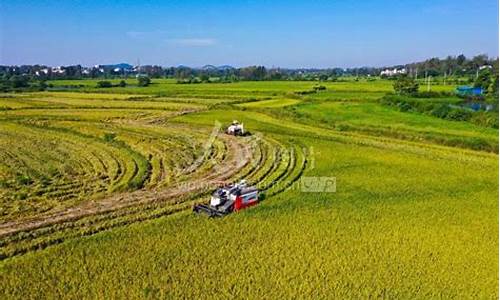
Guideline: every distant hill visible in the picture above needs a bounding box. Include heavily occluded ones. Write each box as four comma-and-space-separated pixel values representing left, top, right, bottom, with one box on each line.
218, 65, 235, 70
201, 65, 235, 71
201, 65, 218, 71
102, 63, 134, 70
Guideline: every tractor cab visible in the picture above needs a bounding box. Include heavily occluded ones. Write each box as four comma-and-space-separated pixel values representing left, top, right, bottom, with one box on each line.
210, 188, 233, 207
226, 120, 245, 136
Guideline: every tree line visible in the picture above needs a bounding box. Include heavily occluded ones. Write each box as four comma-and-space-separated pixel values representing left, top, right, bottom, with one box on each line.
405, 54, 499, 77
0, 54, 497, 90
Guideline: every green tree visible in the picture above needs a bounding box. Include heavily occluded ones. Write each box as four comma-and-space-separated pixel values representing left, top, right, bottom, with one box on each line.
457, 54, 466, 66
118, 80, 127, 87
200, 74, 210, 82
393, 75, 419, 95
96, 81, 112, 88
474, 69, 491, 93
137, 76, 151, 87
38, 80, 48, 91
318, 74, 328, 81
490, 75, 498, 98
471, 54, 488, 69
9, 75, 30, 88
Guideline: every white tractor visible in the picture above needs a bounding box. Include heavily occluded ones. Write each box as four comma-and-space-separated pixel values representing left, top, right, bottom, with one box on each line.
226, 120, 245, 136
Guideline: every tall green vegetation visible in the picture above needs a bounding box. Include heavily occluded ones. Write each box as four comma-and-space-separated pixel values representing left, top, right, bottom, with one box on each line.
474, 68, 492, 91
137, 76, 151, 87
380, 94, 499, 130
473, 67, 499, 97
96, 80, 113, 88
491, 75, 499, 98
0, 75, 47, 92
393, 75, 419, 95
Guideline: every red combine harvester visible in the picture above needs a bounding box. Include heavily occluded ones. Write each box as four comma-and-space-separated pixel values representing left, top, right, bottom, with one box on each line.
193, 180, 259, 217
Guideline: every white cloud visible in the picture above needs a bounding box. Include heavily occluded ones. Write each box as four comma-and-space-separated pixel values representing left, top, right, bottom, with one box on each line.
166, 38, 217, 47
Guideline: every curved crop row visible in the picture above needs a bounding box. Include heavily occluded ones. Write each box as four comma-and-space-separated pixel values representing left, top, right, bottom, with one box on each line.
0, 129, 309, 259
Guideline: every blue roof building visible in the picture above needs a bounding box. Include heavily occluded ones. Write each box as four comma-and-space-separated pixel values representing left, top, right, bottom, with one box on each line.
456, 86, 483, 96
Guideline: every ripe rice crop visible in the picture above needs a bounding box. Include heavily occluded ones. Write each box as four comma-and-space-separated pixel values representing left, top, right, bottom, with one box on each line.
0, 79, 497, 298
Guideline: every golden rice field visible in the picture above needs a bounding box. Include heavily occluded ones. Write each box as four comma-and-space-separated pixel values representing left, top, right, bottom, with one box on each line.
0, 79, 497, 298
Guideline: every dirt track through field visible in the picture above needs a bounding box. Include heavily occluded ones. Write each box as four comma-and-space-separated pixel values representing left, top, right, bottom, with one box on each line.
0, 134, 252, 237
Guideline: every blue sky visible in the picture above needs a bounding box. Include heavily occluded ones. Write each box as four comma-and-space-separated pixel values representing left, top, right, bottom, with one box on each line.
0, 0, 498, 67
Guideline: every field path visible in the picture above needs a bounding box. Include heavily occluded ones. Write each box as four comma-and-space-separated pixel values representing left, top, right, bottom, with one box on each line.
0, 134, 252, 237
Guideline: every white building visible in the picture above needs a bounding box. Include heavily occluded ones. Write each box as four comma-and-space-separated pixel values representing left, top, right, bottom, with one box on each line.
51, 66, 65, 74
380, 68, 406, 77
35, 68, 50, 76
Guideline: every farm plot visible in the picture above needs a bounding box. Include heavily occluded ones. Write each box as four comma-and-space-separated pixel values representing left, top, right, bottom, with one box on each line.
0, 132, 308, 258
237, 98, 301, 108
1, 107, 497, 299
0, 90, 312, 258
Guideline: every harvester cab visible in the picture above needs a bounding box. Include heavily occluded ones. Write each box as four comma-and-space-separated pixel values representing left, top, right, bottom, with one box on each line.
226, 120, 245, 136
193, 180, 259, 217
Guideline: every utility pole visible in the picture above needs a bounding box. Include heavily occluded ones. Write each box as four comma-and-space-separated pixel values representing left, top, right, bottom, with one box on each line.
427, 75, 431, 92
425, 70, 429, 91
136, 58, 141, 77
415, 67, 418, 80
